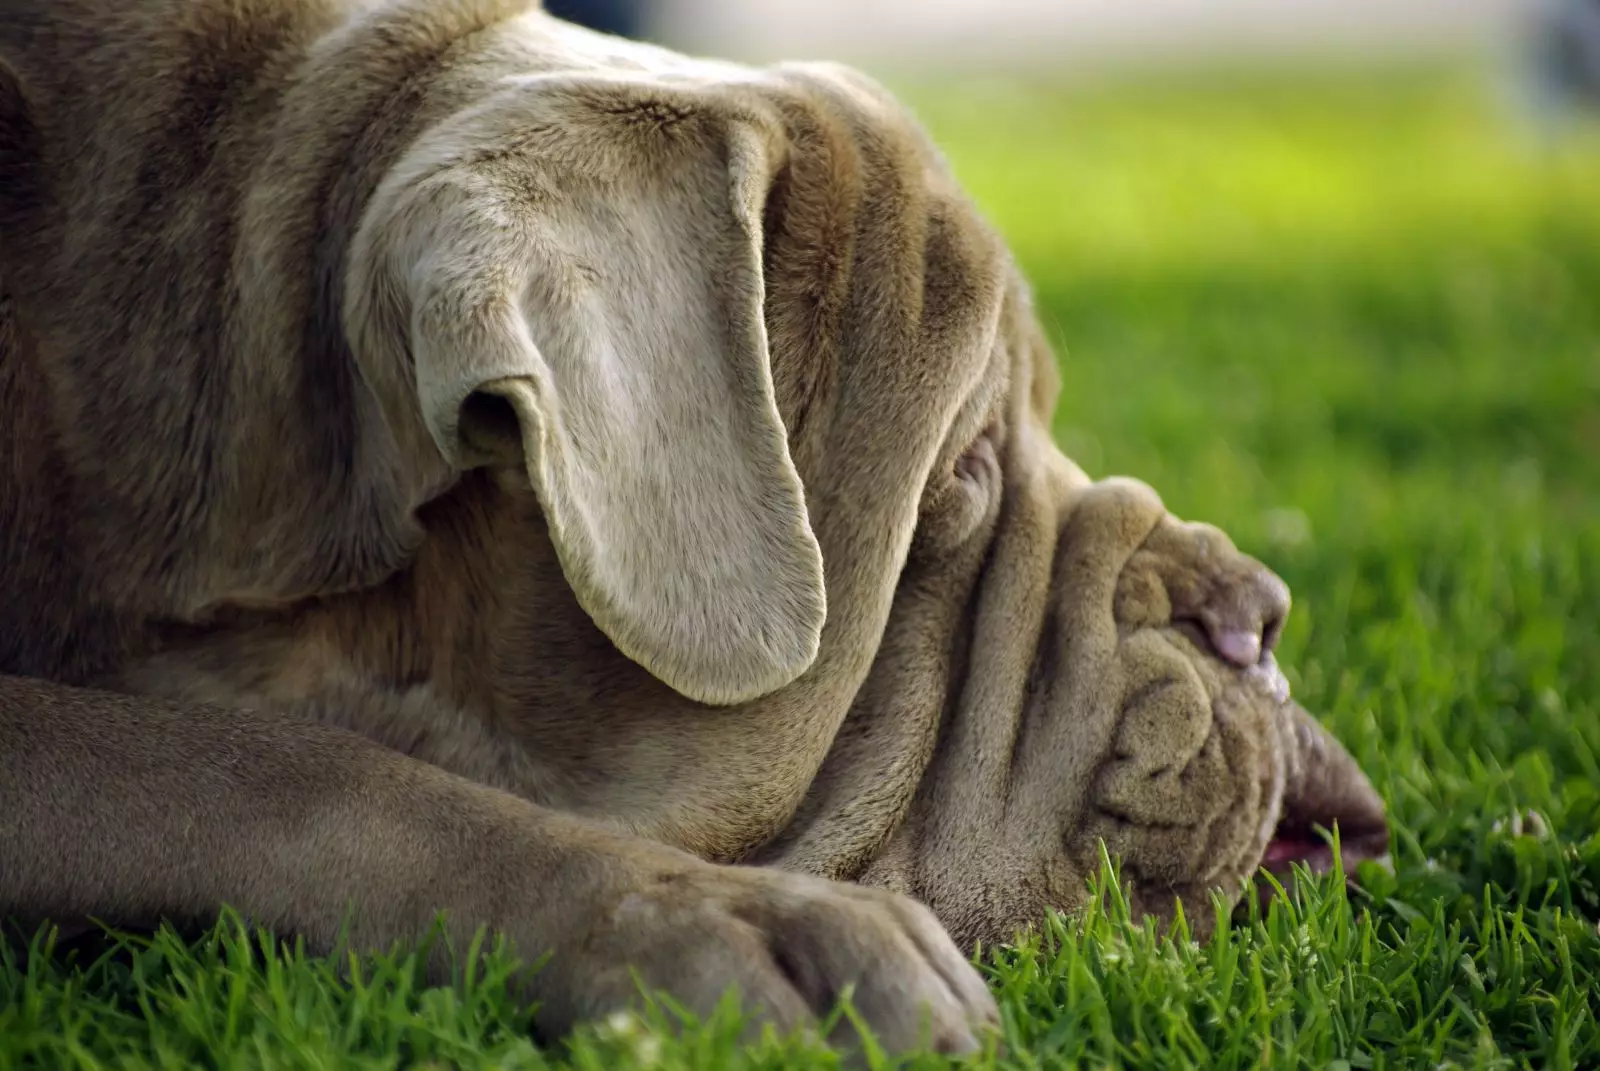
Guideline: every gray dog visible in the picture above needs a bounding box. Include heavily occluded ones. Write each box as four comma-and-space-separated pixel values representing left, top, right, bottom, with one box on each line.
0, 0, 1389, 1056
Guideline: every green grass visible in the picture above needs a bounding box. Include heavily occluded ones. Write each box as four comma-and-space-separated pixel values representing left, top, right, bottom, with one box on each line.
5, 64, 1599, 1069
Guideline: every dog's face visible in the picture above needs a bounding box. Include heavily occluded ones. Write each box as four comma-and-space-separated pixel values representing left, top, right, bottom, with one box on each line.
325, 17, 1388, 947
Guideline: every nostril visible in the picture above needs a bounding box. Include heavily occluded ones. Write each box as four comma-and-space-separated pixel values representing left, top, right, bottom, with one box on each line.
1258, 571, 1292, 654
1262, 611, 1285, 654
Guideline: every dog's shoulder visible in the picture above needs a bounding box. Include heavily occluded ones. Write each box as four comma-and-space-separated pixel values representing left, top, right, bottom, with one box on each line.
0, 0, 409, 680
0, 0, 590, 687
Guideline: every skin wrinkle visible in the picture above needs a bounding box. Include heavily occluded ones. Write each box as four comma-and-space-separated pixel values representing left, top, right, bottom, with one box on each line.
2, 0, 1389, 1048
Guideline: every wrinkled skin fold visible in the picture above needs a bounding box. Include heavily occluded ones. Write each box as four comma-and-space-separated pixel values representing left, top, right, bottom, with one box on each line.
0, 0, 1388, 1056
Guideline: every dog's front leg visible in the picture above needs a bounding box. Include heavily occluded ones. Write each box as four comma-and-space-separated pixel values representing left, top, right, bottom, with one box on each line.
0, 673, 997, 1053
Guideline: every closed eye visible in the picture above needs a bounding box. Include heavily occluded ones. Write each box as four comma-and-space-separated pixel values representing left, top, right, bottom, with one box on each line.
954, 422, 999, 486
912, 420, 1004, 555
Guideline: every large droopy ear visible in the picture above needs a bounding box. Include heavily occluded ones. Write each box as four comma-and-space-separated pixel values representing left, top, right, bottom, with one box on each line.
349, 75, 824, 706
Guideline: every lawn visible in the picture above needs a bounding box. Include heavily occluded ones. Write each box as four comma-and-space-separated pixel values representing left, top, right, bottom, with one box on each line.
4, 63, 1599, 1070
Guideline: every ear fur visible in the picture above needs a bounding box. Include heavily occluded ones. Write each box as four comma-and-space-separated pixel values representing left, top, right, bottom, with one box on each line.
349, 75, 825, 706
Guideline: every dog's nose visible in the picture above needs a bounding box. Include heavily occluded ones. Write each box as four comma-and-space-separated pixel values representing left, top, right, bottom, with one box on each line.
1132, 520, 1293, 670
1194, 560, 1292, 669
1111, 511, 1295, 671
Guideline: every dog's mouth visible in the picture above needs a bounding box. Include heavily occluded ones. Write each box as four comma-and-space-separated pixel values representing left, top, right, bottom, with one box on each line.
1260, 815, 1390, 878
1247, 703, 1390, 909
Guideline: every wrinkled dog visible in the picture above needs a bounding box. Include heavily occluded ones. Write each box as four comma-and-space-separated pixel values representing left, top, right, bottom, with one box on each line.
0, 0, 1390, 1055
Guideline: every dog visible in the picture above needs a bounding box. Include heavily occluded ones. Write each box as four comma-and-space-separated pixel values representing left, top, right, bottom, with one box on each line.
0, 0, 1390, 1055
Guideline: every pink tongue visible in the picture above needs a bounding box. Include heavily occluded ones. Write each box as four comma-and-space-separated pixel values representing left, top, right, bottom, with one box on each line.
1210, 627, 1262, 668
1262, 833, 1322, 865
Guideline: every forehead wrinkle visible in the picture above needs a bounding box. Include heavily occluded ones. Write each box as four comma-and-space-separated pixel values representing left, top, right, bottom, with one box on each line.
756, 87, 865, 455
940, 326, 1011, 463
739, 63, 1010, 519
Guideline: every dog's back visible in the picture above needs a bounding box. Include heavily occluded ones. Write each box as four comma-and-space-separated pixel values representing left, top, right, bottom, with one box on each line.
1, 0, 295, 683
0, 0, 459, 688
0, 289, 117, 682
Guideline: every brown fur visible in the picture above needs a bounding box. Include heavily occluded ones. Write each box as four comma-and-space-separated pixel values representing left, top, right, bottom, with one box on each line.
0, 0, 1388, 1054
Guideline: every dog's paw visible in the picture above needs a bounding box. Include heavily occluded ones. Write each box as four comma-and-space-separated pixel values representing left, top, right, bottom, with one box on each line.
1113, 513, 1292, 672
532, 860, 998, 1057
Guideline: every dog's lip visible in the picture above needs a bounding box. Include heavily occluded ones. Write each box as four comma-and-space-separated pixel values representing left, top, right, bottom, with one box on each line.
1253, 701, 1390, 899
1260, 817, 1391, 877
1245, 817, 1391, 919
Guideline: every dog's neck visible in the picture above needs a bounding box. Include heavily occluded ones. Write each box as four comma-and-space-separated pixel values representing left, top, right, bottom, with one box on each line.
115, 471, 592, 810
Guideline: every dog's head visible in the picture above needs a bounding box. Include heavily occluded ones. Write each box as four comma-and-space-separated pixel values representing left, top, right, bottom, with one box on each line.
325, 13, 1387, 946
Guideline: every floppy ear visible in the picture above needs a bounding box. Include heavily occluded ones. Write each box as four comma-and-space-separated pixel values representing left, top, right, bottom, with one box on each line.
349, 76, 824, 707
